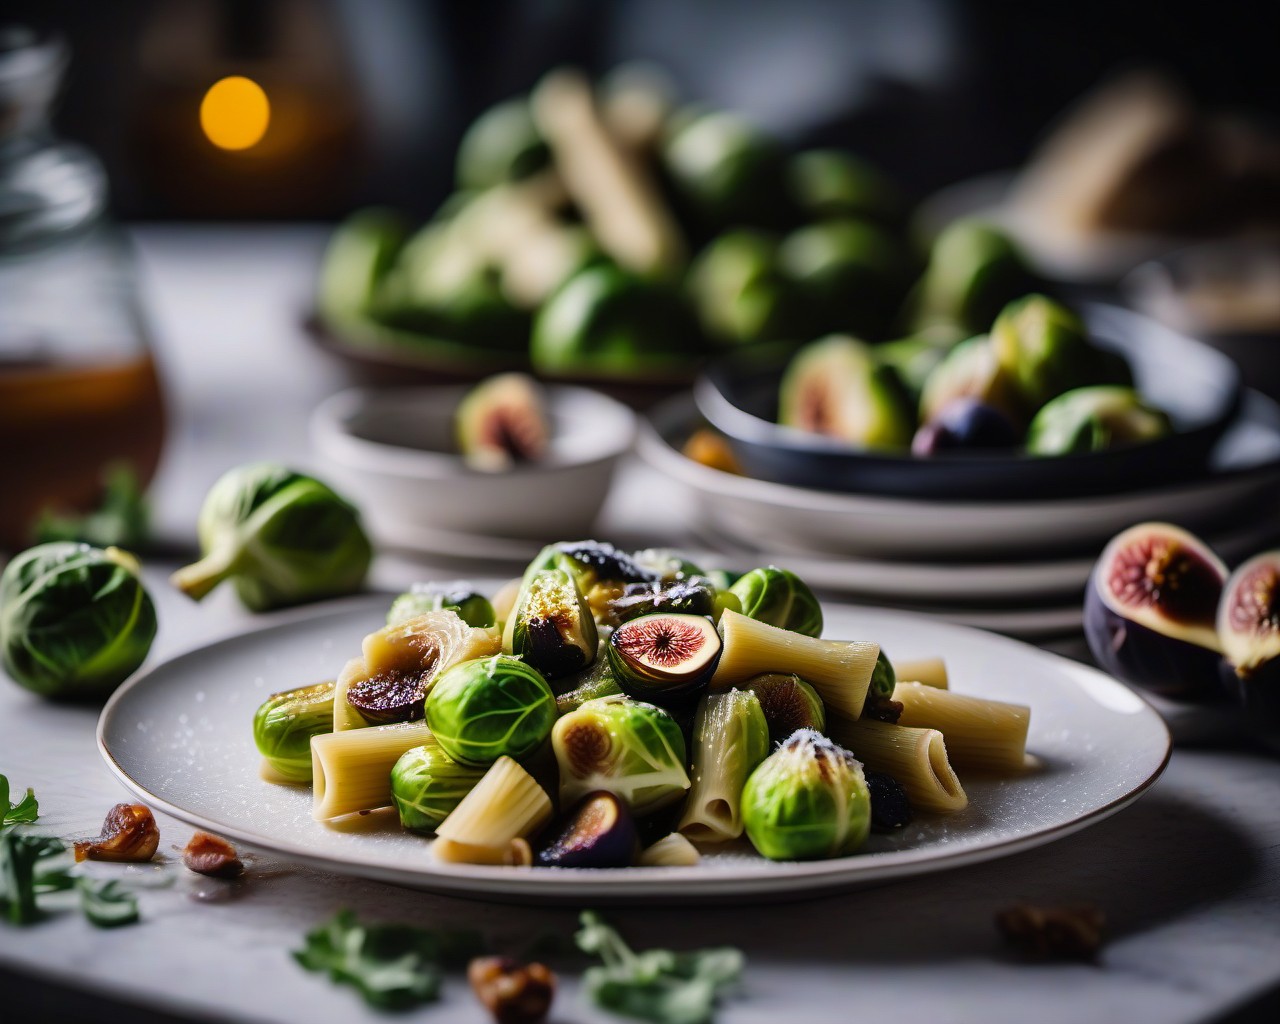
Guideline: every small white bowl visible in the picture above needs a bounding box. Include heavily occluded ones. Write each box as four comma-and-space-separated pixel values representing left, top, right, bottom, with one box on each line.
311, 384, 635, 545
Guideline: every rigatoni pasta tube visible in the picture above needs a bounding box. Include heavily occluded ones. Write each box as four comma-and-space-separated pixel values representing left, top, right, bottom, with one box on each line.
892, 657, 949, 689
639, 833, 700, 867
435, 756, 552, 848
825, 717, 967, 813
677, 689, 769, 843
712, 610, 879, 720
312, 721, 431, 820
893, 682, 1030, 774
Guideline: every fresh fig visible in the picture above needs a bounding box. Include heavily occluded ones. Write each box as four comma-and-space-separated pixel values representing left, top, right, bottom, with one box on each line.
607, 612, 721, 709
1217, 551, 1280, 737
1084, 522, 1227, 699
346, 668, 429, 725
536, 791, 638, 868
911, 398, 1021, 455
455, 373, 550, 471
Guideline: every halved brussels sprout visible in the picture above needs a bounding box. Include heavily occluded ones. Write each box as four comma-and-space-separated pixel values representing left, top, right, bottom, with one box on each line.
607, 612, 722, 709
741, 673, 826, 743
389, 737, 487, 834
729, 567, 823, 638
0, 542, 157, 700
504, 568, 598, 679
741, 729, 872, 861
1026, 386, 1172, 455
388, 585, 496, 629
525, 540, 656, 588
917, 333, 1023, 426
424, 654, 557, 767
908, 219, 1036, 335
552, 695, 690, 816
253, 681, 335, 783
788, 150, 907, 227
875, 331, 957, 405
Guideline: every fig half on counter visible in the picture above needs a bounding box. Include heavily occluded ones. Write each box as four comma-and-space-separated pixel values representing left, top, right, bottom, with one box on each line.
1217, 552, 1280, 737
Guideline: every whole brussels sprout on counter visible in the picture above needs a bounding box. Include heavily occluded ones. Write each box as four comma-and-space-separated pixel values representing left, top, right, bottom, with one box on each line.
741, 729, 871, 861
425, 654, 556, 767
907, 219, 1037, 335
388, 585, 496, 629
390, 737, 487, 834
788, 150, 908, 228
0, 542, 157, 700
552, 694, 690, 816
504, 568, 598, 679
455, 97, 550, 191
687, 229, 799, 345
1026, 386, 1172, 456
729, 567, 823, 638
253, 681, 335, 783
171, 463, 372, 612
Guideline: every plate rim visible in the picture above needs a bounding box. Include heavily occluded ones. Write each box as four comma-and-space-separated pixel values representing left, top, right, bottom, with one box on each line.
96, 595, 1173, 902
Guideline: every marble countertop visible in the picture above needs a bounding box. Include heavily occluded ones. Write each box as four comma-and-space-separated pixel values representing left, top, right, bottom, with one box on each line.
2, 226, 1278, 1024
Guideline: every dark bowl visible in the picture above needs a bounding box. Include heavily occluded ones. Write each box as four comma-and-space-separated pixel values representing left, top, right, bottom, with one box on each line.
694, 303, 1243, 500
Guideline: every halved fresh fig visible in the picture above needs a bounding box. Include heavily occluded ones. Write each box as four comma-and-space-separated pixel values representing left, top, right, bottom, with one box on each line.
607, 613, 721, 709
456, 373, 550, 471
741, 673, 825, 743
536, 791, 638, 868
346, 668, 429, 724
864, 769, 913, 832
1217, 551, 1280, 736
1084, 522, 1227, 699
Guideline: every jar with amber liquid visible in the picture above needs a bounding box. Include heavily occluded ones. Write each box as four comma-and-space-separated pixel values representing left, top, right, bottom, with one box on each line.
0, 28, 165, 549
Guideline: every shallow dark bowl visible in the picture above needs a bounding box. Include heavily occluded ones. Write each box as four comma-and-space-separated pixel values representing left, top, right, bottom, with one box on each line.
695, 303, 1243, 500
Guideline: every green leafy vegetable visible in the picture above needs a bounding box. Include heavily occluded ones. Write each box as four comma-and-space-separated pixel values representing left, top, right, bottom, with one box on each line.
0, 830, 65, 924
77, 877, 140, 928
293, 910, 483, 1011
35, 465, 150, 550
1, 775, 39, 827
575, 911, 743, 1024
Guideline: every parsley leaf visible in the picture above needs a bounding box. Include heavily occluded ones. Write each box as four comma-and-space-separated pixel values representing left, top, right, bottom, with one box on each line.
293, 910, 483, 1010
78, 878, 141, 928
0, 831, 66, 924
576, 911, 743, 1024
1, 774, 39, 828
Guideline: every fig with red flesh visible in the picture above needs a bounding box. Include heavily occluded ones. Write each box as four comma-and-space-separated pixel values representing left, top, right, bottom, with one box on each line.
606, 613, 721, 710
1217, 551, 1280, 737
536, 791, 638, 868
1084, 522, 1227, 700
346, 668, 429, 724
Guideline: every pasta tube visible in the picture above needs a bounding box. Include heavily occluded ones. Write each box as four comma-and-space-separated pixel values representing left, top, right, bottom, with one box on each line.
639, 833, 701, 867
435, 756, 552, 849
311, 720, 431, 820
678, 689, 769, 843
892, 657, 949, 689
893, 682, 1030, 774
825, 717, 967, 813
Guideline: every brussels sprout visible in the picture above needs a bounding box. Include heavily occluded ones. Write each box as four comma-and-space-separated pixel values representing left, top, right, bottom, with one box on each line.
531, 265, 703, 377
317, 208, 407, 320
908, 219, 1037, 334
0, 543, 157, 700
388, 585, 496, 629
171, 463, 372, 612
629, 548, 707, 582
678, 688, 770, 842
918, 334, 1023, 426
607, 613, 722, 709
741, 673, 826, 743
554, 650, 624, 715
729, 567, 823, 638
455, 98, 550, 190
788, 150, 908, 227
253, 681, 335, 783
424, 655, 556, 767
869, 651, 897, 704
504, 568, 598, 679
989, 294, 1111, 411
525, 540, 655, 589
1026, 386, 1172, 456
552, 695, 691, 816
741, 729, 872, 861
875, 330, 959, 404
778, 220, 913, 338
687, 230, 799, 345
389, 737, 487, 834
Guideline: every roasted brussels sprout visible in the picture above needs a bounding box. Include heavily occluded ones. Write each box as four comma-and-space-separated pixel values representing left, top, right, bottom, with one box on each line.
455, 98, 550, 190
526, 540, 655, 588
868, 651, 897, 702
171, 463, 372, 612
388, 585, 496, 629
425, 655, 557, 767
741, 729, 872, 861
389, 738, 487, 834
918, 334, 1023, 426
531, 265, 702, 377
687, 230, 798, 345
504, 568, 598, 679
729, 567, 823, 638
741, 673, 826, 742
912, 398, 1021, 455
1026, 386, 1172, 455
0, 543, 157, 700
875, 331, 957, 405
909, 219, 1037, 334
607, 576, 721, 625
455, 373, 550, 471
788, 150, 907, 227
537, 792, 638, 868
552, 695, 691, 816
779, 334, 916, 450
253, 681, 335, 783
607, 612, 722, 709
318, 208, 407, 320
630, 548, 707, 582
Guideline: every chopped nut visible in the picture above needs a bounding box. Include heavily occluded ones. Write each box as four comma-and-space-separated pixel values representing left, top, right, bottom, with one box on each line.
74, 803, 159, 863
468, 956, 556, 1024
182, 831, 244, 878
996, 903, 1106, 961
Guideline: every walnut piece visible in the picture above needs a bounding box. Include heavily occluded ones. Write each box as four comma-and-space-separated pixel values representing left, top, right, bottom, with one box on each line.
182, 831, 244, 878
468, 956, 556, 1024
74, 803, 159, 863
996, 903, 1106, 961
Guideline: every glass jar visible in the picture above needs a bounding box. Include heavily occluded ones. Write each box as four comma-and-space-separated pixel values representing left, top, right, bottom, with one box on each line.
0, 27, 165, 549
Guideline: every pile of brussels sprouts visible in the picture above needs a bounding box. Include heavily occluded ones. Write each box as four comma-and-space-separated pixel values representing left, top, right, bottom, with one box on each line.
255, 540, 915, 864
317, 66, 923, 381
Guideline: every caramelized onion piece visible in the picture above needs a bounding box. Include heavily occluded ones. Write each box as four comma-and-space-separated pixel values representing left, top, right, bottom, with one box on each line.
75, 803, 160, 863
182, 831, 245, 878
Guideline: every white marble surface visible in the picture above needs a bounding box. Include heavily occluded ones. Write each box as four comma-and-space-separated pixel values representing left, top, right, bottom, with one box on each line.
2, 226, 1279, 1023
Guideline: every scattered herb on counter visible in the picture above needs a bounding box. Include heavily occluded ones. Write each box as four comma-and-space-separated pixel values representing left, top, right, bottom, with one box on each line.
77, 877, 140, 928
0, 830, 65, 924
575, 911, 743, 1024
35, 464, 150, 550
1, 774, 39, 827
293, 909, 484, 1011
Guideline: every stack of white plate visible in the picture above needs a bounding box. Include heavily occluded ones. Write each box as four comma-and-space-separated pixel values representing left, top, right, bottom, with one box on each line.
638, 392, 1280, 641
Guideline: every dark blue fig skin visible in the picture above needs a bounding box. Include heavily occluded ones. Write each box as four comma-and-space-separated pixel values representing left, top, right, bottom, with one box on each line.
1083, 569, 1225, 702
536, 792, 638, 868
912, 399, 1021, 456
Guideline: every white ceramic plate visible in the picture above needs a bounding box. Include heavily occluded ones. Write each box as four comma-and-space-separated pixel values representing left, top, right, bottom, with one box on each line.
641, 393, 1280, 560
98, 594, 1170, 903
